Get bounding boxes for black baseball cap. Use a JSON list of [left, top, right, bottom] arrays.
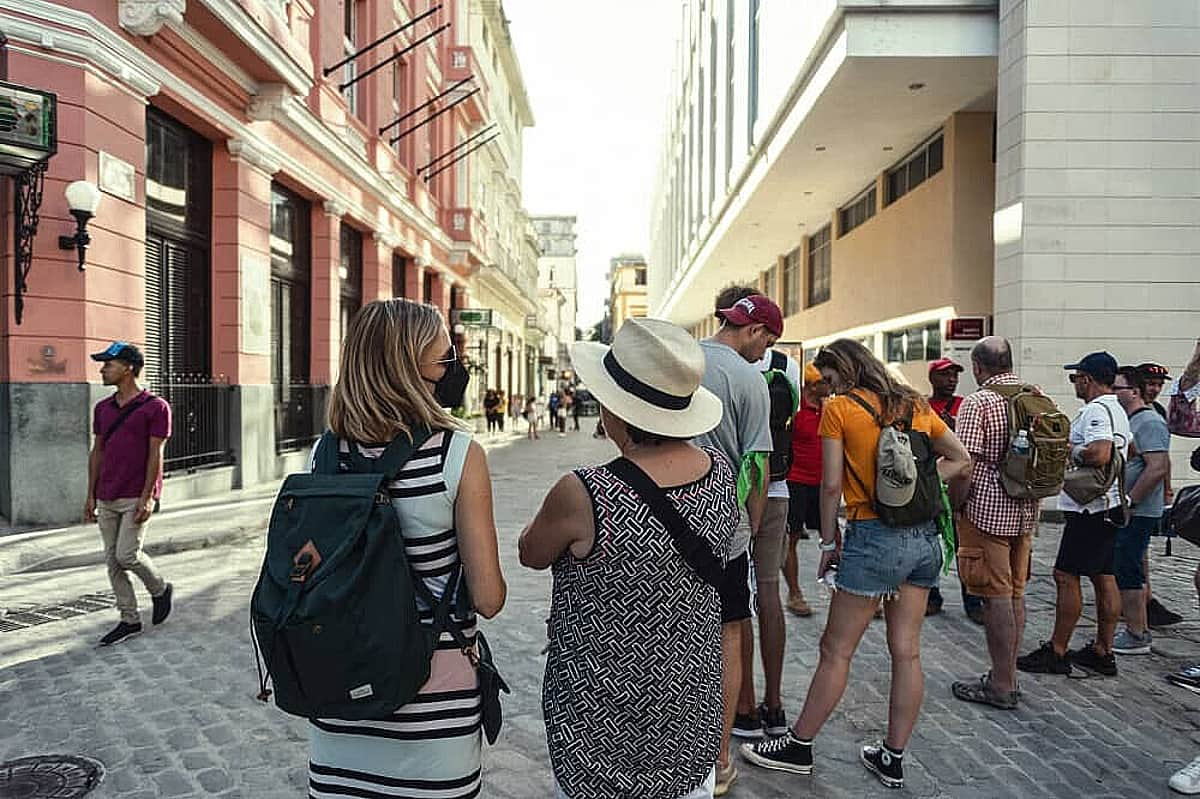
[[1135, 362, 1171, 381], [90, 341, 145, 369], [1064, 351, 1118, 383]]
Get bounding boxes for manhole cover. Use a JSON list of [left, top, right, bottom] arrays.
[[0, 755, 104, 798]]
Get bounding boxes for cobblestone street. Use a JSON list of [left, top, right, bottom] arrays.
[[2, 428, 1200, 798]]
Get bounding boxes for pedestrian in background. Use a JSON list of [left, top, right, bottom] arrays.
[[86, 342, 174, 647], [524, 395, 540, 440], [1018, 352, 1130, 678], [742, 338, 970, 790], [1111, 365, 1170, 655], [548, 390, 561, 431], [520, 318, 734, 799], [782, 362, 830, 618], [496, 390, 507, 432], [484, 389, 500, 434], [1136, 360, 1185, 629], [309, 298, 506, 799], [694, 292, 781, 795], [925, 357, 985, 623], [949, 337, 1040, 710]]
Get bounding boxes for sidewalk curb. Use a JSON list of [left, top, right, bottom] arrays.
[[0, 429, 530, 579]]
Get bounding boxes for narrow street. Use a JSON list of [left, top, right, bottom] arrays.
[[1, 428, 1199, 798]]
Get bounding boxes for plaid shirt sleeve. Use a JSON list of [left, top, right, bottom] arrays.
[[956, 394, 986, 458]]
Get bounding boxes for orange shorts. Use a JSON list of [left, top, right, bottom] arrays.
[[955, 513, 1033, 599]]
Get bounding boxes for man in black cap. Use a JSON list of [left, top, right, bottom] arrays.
[[86, 342, 174, 646], [1018, 352, 1130, 677]]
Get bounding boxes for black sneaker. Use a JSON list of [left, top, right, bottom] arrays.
[[759, 703, 789, 737], [740, 731, 813, 775], [732, 712, 763, 740], [1148, 597, 1184, 628], [1068, 641, 1117, 676], [99, 621, 142, 647], [861, 742, 904, 789], [1017, 641, 1072, 675], [151, 583, 173, 626]]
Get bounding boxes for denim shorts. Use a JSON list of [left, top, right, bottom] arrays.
[[836, 518, 943, 599], [1113, 515, 1157, 590]]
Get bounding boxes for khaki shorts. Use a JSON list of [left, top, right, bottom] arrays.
[[751, 497, 789, 586], [955, 513, 1032, 599]]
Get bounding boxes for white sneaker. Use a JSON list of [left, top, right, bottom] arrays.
[[1170, 755, 1200, 794]]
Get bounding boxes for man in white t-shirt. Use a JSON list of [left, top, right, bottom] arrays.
[[1018, 352, 1130, 679]]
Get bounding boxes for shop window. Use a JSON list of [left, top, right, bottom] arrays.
[[782, 248, 801, 315]]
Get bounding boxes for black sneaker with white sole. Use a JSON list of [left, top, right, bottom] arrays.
[[861, 742, 904, 789], [1068, 641, 1117, 677], [151, 583, 173, 625], [740, 731, 813, 775], [759, 703, 789, 737], [732, 712, 763, 740], [99, 621, 142, 647]]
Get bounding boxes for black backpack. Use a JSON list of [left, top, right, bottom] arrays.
[[1172, 485, 1200, 548], [250, 428, 446, 720], [764, 351, 799, 481]]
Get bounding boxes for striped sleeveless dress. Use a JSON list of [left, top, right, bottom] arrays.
[[307, 429, 481, 799], [544, 449, 736, 799]]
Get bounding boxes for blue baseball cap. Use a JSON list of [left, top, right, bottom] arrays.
[[1065, 351, 1117, 382], [90, 341, 144, 368]]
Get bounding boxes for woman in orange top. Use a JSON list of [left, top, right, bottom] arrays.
[[742, 339, 970, 790]]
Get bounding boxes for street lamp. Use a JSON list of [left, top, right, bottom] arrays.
[[57, 180, 102, 271]]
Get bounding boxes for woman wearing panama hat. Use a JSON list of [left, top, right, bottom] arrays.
[[520, 317, 738, 799]]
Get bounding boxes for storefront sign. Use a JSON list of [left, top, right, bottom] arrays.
[[0, 81, 56, 174], [452, 308, 494, 327], [946, 317, 988, 341]]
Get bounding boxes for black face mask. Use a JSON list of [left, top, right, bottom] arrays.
[[429, 358, 470, 409]]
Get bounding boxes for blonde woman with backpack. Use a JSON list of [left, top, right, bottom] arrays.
[[742, 338, 970, 790], [308, 299, 506, 799]]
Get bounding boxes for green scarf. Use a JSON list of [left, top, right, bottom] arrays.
[[737, 451, 769, 507], [936, 481, 955, 575]]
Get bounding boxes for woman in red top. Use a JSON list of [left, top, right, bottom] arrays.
[[783, 363, 830, 617]]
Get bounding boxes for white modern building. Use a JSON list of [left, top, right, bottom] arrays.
[[649, 0, 1200, 482]]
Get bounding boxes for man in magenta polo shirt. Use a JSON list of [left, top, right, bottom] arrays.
[[85, 342, 174, 646]]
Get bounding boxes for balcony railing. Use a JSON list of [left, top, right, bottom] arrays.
[[149, 375, 236, 474], [276, 383, 330, 454]]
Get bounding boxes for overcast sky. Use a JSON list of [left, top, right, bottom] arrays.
[[503, 0, 680, 329]]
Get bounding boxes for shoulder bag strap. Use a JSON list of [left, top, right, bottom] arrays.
[[605, 457, 727, 588], [102, 395, 153, 444], [846, 391, 882, 426], [1097, 401, 1128, 510], [840, 392, 881, 519]]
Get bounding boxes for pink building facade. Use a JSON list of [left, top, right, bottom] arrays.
[[0, 0, 504, 525]]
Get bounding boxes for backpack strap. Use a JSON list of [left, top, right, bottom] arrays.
[[846, 391, 882, 426], [604, 456, 726, 588], [312, 431, 343, 475], [410, 562, 474, 653]]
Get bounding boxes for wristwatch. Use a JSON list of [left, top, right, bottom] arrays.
[[819, 539, 838, 552]]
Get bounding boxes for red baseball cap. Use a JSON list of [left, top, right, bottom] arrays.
[[928, 358, 964, 374], [717, 295, 784, 337]]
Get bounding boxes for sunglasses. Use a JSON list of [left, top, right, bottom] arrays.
[[427, 345, 458, 366], [1068, 373, 1090, 384]]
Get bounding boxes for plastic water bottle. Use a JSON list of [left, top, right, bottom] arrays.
[[819, 565, 838, 592], [1012, 430, 1030, 456]]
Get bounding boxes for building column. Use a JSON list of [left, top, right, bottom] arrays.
[[312, 201, 344, 385], [368, 230, 401, 301], [213, 140, 277, 488], [404, 260, 426, 302]]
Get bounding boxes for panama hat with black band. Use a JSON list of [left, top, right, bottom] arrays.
[[569, 317, 723, 439]]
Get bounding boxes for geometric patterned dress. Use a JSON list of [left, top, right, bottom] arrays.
[[543, 448, 736, 798], [308, 429, 482, 799]]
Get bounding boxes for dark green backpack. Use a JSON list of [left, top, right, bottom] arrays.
[[250, 427, 449, 720]]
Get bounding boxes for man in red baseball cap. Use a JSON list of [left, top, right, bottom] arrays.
[[716, 294, 785, 339], [925, 357, 985, 621]]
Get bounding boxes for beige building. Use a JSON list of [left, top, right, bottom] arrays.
[[609, 254, 649, 335], [650, 0, 1200, 481]]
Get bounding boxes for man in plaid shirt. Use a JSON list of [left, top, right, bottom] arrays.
[[950, 337, 1040, 710]]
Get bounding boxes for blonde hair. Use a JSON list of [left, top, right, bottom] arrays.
[[327, 298, 460, 442], [814, 338, 927, 424]]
